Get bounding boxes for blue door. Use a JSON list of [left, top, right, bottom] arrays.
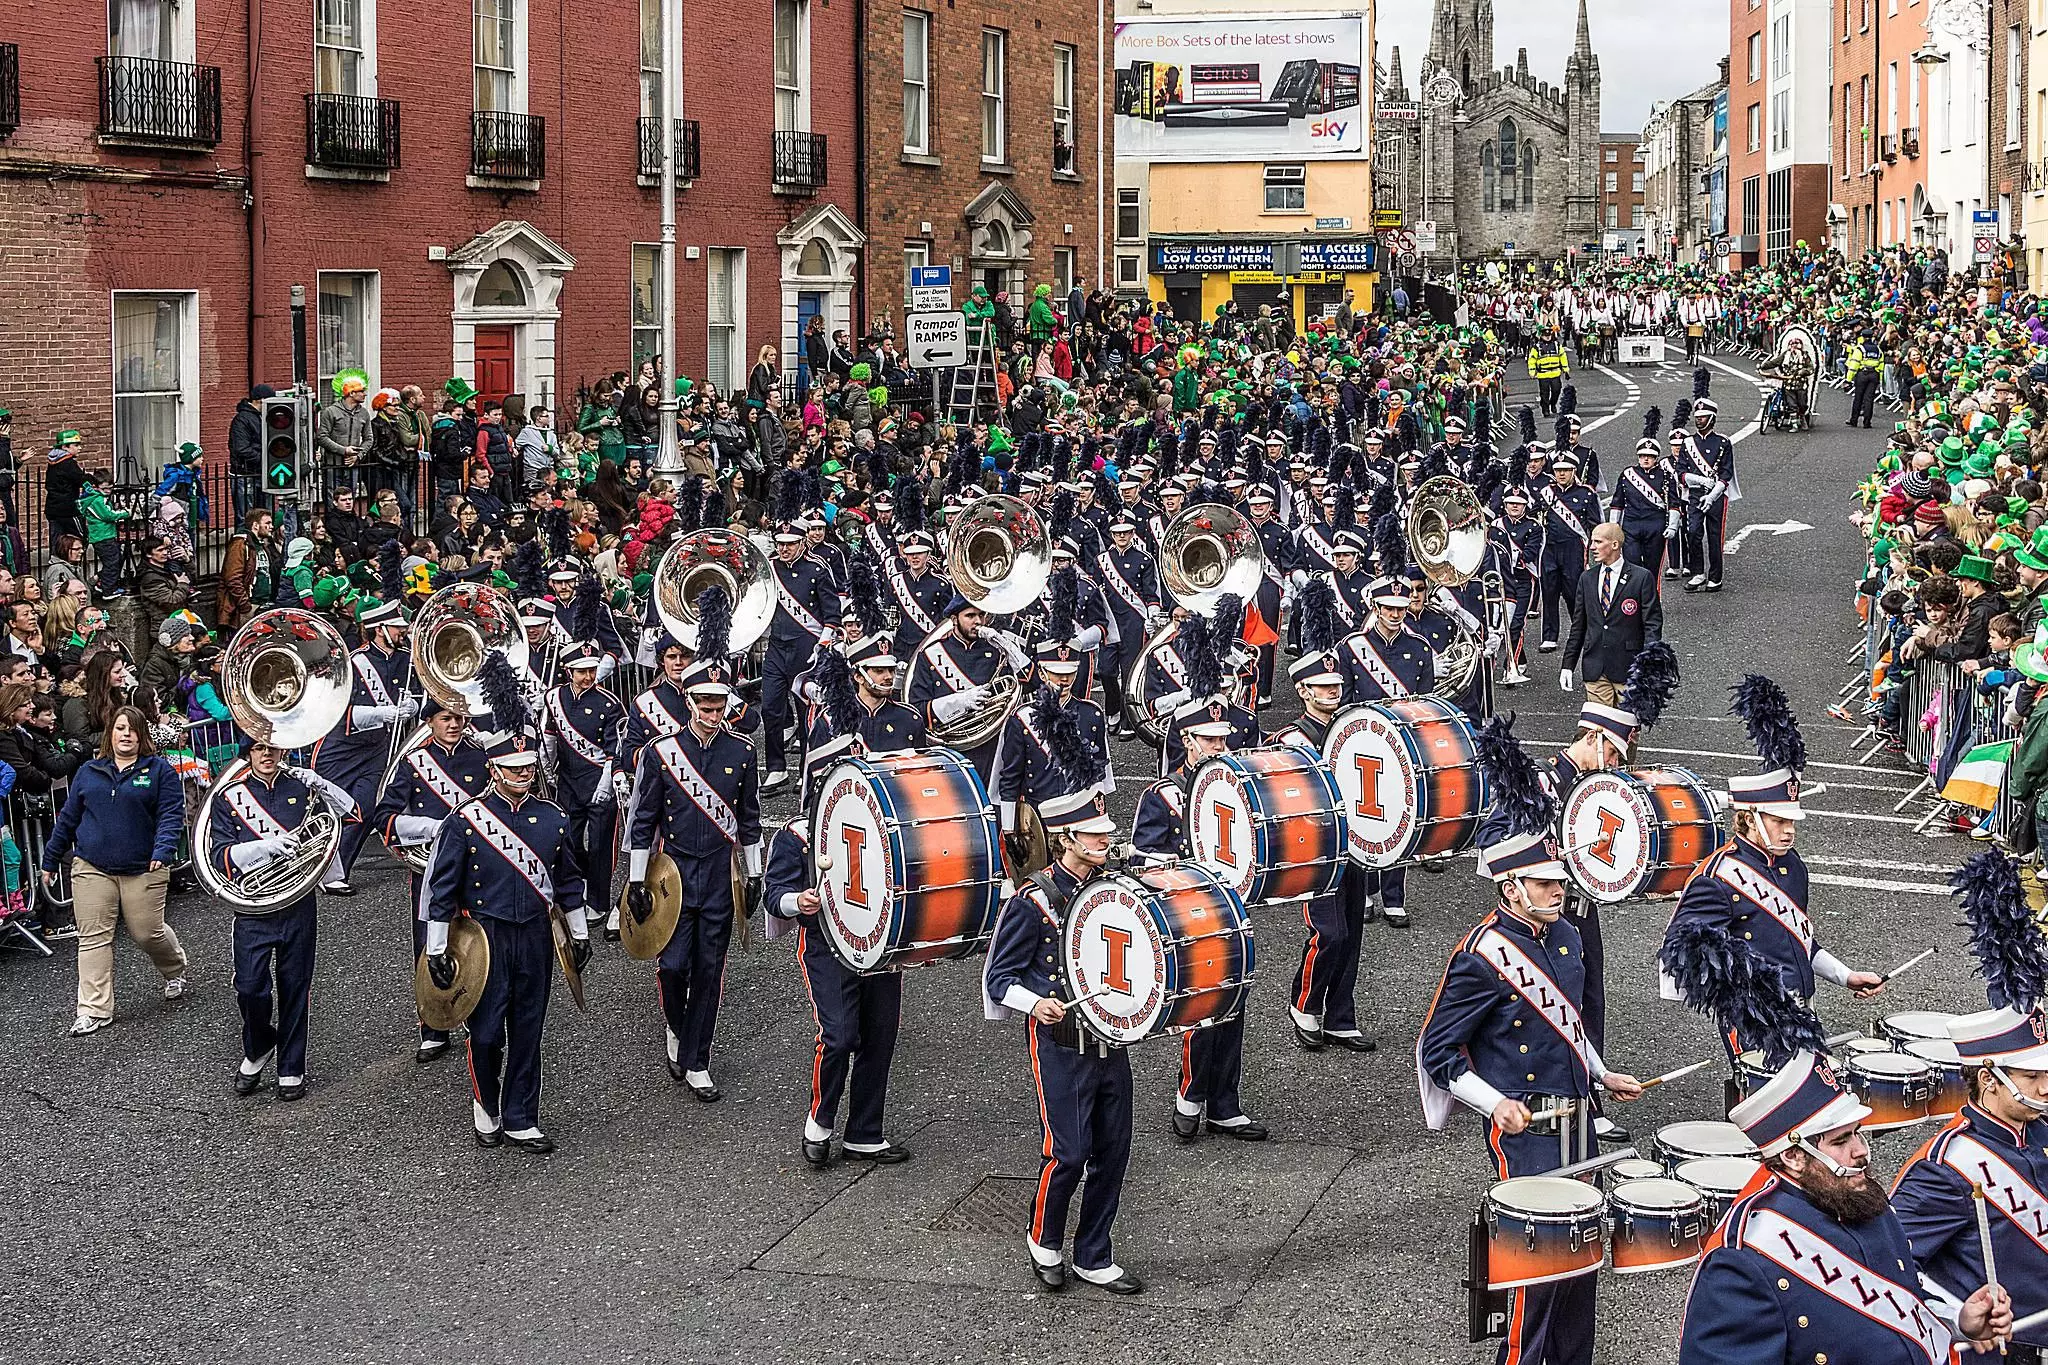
[[796, 292, 825, 398]]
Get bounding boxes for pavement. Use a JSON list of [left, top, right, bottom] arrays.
[[0, 352, 1977, 1365]]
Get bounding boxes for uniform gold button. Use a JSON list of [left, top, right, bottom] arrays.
[[1796, 1317, 1808, 1328], [1527, 1073, 1536, 1082], [1513, 1019, 1523, 1028], [1777, 1278, 1790, 1291], [1519, 1045, 1529, 1054], [1815, 1355, 1826, 1365], [1744, 932, 1754, 940], [1559, 946, 1570, 956]]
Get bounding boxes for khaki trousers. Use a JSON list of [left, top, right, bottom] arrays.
[[71, 859, 182, 1020], [1582, 679, 1621, 706]]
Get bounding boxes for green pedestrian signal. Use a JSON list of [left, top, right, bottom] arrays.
[[262, 395, 304, 493]]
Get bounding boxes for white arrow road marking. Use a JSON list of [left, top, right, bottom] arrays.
[[1724, 519, 1815, 554], [1809, 872, 1954, 896], [1587, 364, 1642, 436]]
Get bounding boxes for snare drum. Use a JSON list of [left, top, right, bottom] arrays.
[[1674, 1157, 1763, 1227], [1903, 1039, 1967, 1118], [1560, 768, 1724, 903], [1060, 862, 1255, 1046], [1484, 1176, 1607, 1289], [1326, 696, 1487, 869], [1847, 1051, 1937, 1130], [1655, 1121, 1761, 1170], [1840, 1037, 1896, 1059], [1880, 1012, 1958, 1048], [1608, 1158, 1668, 1184], [1734, 1050, 1774, 1097], [812, 748, 1003, 973], [1607, 1178, 1709, 1274], [1187, 745, 1347, 904]]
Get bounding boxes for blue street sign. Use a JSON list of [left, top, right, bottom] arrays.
[[909, 265, 953, 288]]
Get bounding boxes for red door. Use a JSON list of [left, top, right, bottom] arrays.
[[473, 326, 517, 407]]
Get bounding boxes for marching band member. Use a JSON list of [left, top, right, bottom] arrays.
[[1147, 596, 1261, 778], [372, 699, 491, 1061], [519, 599, 562, 692], [1678, 383, 1738, 594], [882, 531, 950, 670], [909, 592, 1028, 784], [1132, 703, 1269, 1143], [1534, 450, 1599, 654], [1095, 515, 1161, 740], [625, 635, 693, 754], [1336, 575, 1435, 929], [1890, 851, 2048, 1358], [623, 658, 762, 1102], [423, 732, 590, 1153], [1680, 1049, 2010, 1362], [542, 638, 627, 937], [1607, 413, 1681, 578], [310, 599, 415, 894], [209, 738, 358, 1099], [983, 787, 1144, 1296], [801, 631, 926, 789], [1244, 488, 1292, 704], [998, 642, 1111, 866], [1418, 758, 1645, 1365], [1554, 404, 1601, 491], [763, 519, 844, 793]]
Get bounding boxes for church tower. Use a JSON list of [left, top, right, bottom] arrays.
[[1561, 0, 1602, 246], [1426, 0, 1494, 94]]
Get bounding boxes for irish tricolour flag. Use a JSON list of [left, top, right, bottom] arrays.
[[1941, 739, 2014, 812]]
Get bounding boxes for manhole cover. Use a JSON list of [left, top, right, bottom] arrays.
[[929, 1174, 1036, 1233]]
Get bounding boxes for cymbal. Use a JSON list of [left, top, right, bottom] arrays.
[[414, 916, 490, 1032], [618, 848, 683, 961]]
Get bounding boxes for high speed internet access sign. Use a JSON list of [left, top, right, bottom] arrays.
[[906, 311, 968, 368]]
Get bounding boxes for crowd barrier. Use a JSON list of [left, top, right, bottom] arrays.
[[1846, 629, 2024, 841]]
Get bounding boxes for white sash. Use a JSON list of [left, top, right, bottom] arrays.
[[1743, 1210, 1950, 1364], [1621, 466, 1665, 510], [1346, 631, 1410, 699], [1473, 926, 1596, 1069], [547, 689, 611, 767], [1152, 781, 1185, 819], [1716, 857, 1815, 953], [458, 800, 555, 902], [1298, 525, 1336, 567], [635, 688, 686, 739], [1943, 1133, 2048, 1255], [923, 635, 978, 695], [223, 782, 291, 841], [654, 736, 739, 844], [1154, 643, 1189, 691], [775, 567, 826, 639], [1688, 439, 1721, 482], [1097, 549, 1148, 617], [353, 650, 395, 707], [888, 560, 938, 636], [408, 747, 472, 812], [1542, 487, 1589, 544]]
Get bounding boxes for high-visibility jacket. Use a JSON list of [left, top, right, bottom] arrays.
[[1846, 340, 1884, 378], [1526, 347, 1570, 382]]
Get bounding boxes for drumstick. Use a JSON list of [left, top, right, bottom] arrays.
[[1607, 1059, 1712, 1092], [2008, 1304, 2048, 1340], [1524, 1100, 1580, 1124], [1882, 946, 1937, 983], [1976, 1183, 2009, 1356]]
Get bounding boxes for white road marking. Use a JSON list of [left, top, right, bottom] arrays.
[[1805, 854, 1957, 875], [1800, 808, 1923, 826], [1696, 353, 1765, 446], [1562, 741, 1912, 776], [1587, 364, 1643, 436], [1724, 519, 1814, 555], [1809, 872, 1954, 896]]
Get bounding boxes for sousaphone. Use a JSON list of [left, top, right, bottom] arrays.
[[924, 495, 1051, 748], [1406, 476, 1491, 698], [653, 529, 776, 653]]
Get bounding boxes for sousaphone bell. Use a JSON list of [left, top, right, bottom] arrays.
[[654, 529, 775, 653]]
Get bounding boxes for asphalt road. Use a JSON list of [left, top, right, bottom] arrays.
[[0, 352, 1976, 1365]]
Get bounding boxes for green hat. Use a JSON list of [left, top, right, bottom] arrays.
[[1965, 450, 1996, 478], [2019, 528, 2048, 574], [674, 376, 695, 396], [1939, 436, 1968, 466], [986, 428, 1015, 455], [631, 572, 654, 596], [1035, 283, 1052, 297], [1956, 554, 1999, 585], [2018, 625, 2048, 683], [0, 406, 11, 420], [176, 441, 203, 464], [331, 367, 370, 398], [849, 362, 872, 382], [444, 376, 479, 405], [55, 429, 81, 446]]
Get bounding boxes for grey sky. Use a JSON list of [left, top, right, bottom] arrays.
[[1375, 0, 1729, 136]]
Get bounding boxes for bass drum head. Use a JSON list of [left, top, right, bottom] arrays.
[[1560, 771, 1655, 904], [812, 757, 898, 973], [1187, 756, 1260, 901], [1327, 703, 1423, 869], [1062, 871, 1173, 1045]]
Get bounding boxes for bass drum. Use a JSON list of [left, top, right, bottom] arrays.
[[1061, 862, 1254, 1046], [1186, 745, 1347, 905], [1326, 696, 1487, 869], [811, 748, 1002, 973], [1560, 767, 1724, 903]]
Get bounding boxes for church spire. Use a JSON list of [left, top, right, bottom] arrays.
[[1388, 45, 1405, 98], [1574, 0, 1593, 61], [1567, 0, 1598, 84]]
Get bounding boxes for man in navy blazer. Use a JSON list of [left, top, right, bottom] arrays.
[[1560, 523, 1661, 705]]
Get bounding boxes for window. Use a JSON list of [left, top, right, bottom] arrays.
[[2009, 26, 2024, 148], [705, 247, 745, 394], [1498, 119, 1518, 210], [1841, 83, 1851, 174], [474, 0, 515, 111], [1482, 140, 1495, 211], [1605, 148, 1618, 163], [981, 28, 1006, 163], [1747, 102, 1760, 153], [1909, 54, 1919, 131], [1771, 16, 1790, 78], [1887, 62, 1898, 136], [639, 0, 660, 117], [1747, 32, 1761, 82], [1606, 203, 1619, 230], [775, 0, 808, 133], [1522, 141, 1535, 209], [111, 0, 181, 61], [315, 0, 369, 96], [1053, 43, 1076, 173], [474, 260, 526, 306], [1741, 174, 1760, 238], [902, 241, 928, 308], [631, 245, 661, 372], [1605, 171, 1618, 194], [1264, 164, 1306, 212], [316, 270, 379, 395], [1116, 187, 1141, 241], [1632, 171, 1644, 193], [112, 291, 197, 480], [1116, 254, 1140, 290], [902, 10, 928, 155], [1053, 247, 1075, 302], [1772, 90, 1789, 151], [1630, 205, 1642, 229]]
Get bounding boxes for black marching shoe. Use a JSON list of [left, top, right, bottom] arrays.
[[276, 1079, 306, 1103], [604, 925, 621, 942], [506, 1131, 556, 1154], [843, 1143, 912, 1165], [1325, 1032, 1378, 1053], [415, 1039, 450, 1064], [1171, 1107, 1201, 1142], [1381, 904, 1410, 928], [1594, 1116, 1633, 1144], [687, 1078, 723, 1104], [802, 1137, 833, 1168], [1290, 1019, 1326, 1051], [1206, 1119, 1269, 1141], [665, 1054, 688, 1084], [234, 1071, 267, 1097], [1031, 1258, 1068, 1292], [474, 1127, 504, 1149], [1086, 1270, 1146, 1296]]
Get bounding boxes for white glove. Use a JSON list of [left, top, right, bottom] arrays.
[[1665, 511, 1680, 538], [1070, 624, 1104, 652], [994, 632, 1031, 670], [396, 696, 421, 720], [1289, 569, 1310, 590], [1682, 472, 1713, 490], [1705, 481, 1727, 507], [1559, 669, 1575, 692], [929, 688, 987, 724], [351, 704, 404, 728], [613, 769, 633, 804], [1147, 610, 1170, 630], [1483, 631, 1505, 660], [227, 836, 292, 872], [392, 815, 442, 845]]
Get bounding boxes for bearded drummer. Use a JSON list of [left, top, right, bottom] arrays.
[[983, 788, 1144, 1297], [370, 700, 490, 1063], [1418, 825, 1644, 1365], [622, 658, 762, 1103], [1335, 574, 1436, 929], [310, 599, 416, 894], [1132, 703, 1268, 1144], [909, 593, 1030, 784]]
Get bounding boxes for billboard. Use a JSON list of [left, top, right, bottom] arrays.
[[1115, 14, 1367, 162]]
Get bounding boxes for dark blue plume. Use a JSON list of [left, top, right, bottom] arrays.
[[377, 538, 403, 603], [1475, 714, 1555, 842], [1298, 577, 1339, 655], [897, 479, 925, 533], [1559, 385, 1577, 418], [478, 649, 532, 736], [1661, 919, 1829, 1067], [1621, 641, 1681, 730], [1692, 366, 1711, 400], [774, 467, 806, 524], [1331, 483, 1357, 530], [1372, 510, 1408, 576], [510, 539, 546, 602], [1035, 683, 1106, 791], [566, 574, 603, 641], [1517, 405, 1538, 446], [1047, 565, 1079, 645], [1672, 397, 1693, 430], [1956, 849, 2048, 1012], [1730, 674, 1807, 774], [1180, 612, 1220, 702], [693, 584, 733, 662], [1048, 487, 1076, 550], [815, 646, 859, 736], [846, 554, 888, 637], [675, 475, 704, 534], [1641, 406, 1663, 442]]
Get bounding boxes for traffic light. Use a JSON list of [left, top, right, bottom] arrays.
[[261, 391, 309, 495]]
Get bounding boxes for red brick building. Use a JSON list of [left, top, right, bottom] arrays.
[[1597, 133, 1645, 252], [862, 0, 1109, 346], [0, 0, 859, 485]]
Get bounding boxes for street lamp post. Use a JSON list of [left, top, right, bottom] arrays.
[[654, 0, 682, 475]]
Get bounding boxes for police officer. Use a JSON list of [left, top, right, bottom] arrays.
[[623, 659, 763, 1102], [763, 520, 844, 792], [209, 738, 358, 1100], [371, 700, 491, 1062], [982, 788, 1144, 1296], [1677, 399, 1737, 593], [310, 599, 415, 892], [1536, 451, 1599, 653], [1608, 433, 1682, 577], [542, 639, 628, 937], [1335, 575, 1435, 929], [1095, 515, 1161, 739], [423, 732, 590, 1153], [1526, 329, 1570, 416], [1845, 322, 1886, 429], [908, 594, 1028, 784]]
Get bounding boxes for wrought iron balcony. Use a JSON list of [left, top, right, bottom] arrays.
[[97, 56, 222, 146], [0, 44, 19, 139], [637, 117, 700, 181], [306, 93, 401, 171], [471, 110, 545, 181], [772, 129, 826, 191]]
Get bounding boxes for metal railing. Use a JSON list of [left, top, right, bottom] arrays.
[[96, 56, 221, 146], [0, 44, 19, 139], [1848, 628, 2024, 840], [471, 110, 545, 181], [637, 116, 700, 181], [771, 129, 826, 191], [306, 92, 401, 171]]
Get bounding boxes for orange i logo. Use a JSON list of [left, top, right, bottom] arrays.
[[841, 825, 869, 906], [1352, 753, 1385, 819], [1211, 803, 1239, 867], [1101, 925, 1134, 993], [1587, 808, 1625, 868]]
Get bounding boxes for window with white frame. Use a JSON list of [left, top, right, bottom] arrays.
[[981, 29, 1006, 163], [1605, 171, 1617, 194], [1747, 102, 1760, 153], [903, 10, 929, 154], [316, 271, 379, 395], [474, 0, 516, 111], [2009, 26, 2023, 148], [315, 0, 370, 95], [1052, 247, 1075, 302], [1606, 203, 1618, 230], [1746, 32, 1760, 83], [631, 245, 662, 372], [775, 0, 808, 134], [639, 0, 660, 117], [1887, 61, 1898, 136], [1630, 205, 1642, 229], [1771, 16, 1789, 77], [1053, 44, 1076, 173], [903, 242, 929, 307], [1116, 187, 1141, 241], [1773, 90, 1790, 150], [1631, 171, 1643, 193], [112, 291, 197, 479], [1264, 164, 1306, 212], [110, 0, 183, 61], [1116, 255, 1140, 289], [706, 248, 746, 394]]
